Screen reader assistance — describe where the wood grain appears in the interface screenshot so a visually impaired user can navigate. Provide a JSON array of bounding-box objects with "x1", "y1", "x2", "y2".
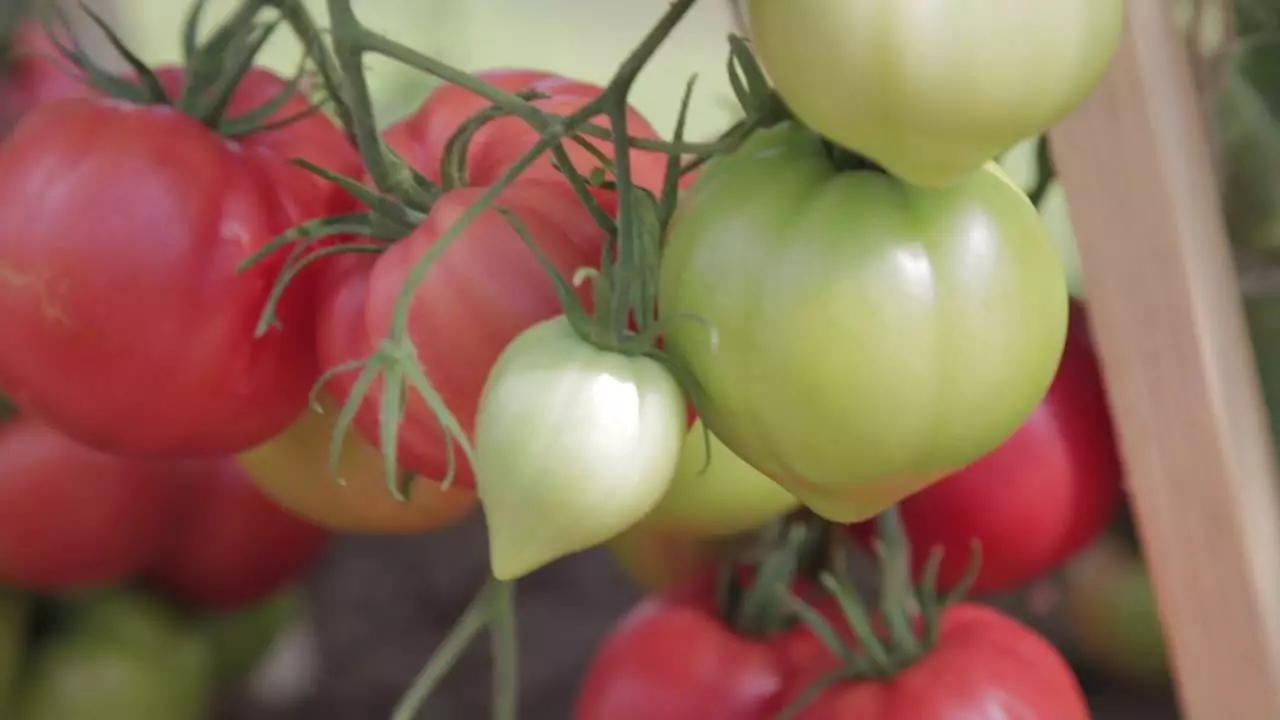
[{"x1": 1049, "y1": 1, "x2": 1280, "y2": 717}]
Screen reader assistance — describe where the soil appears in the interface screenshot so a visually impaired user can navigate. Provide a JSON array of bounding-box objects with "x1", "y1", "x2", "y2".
[{"x1": 217, "y1": 516, "x2": 1182, "y2": 720}]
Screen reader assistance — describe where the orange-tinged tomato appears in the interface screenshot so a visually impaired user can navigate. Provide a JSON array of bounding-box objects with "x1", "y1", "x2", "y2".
[{"x1": 236, "y1": 395, "x2": 477, "y2": 534}]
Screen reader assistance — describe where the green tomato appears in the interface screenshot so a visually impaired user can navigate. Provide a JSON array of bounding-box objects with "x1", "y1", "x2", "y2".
[
  {"x1": 745, "y1": 0, "x2": 1124, "y2": 188},
  {"x1": 637, "y1": 419, "x2": 798, "y2": 538},
  {"x1": 0, "y1": 587, "x2": 30, "y2": 715},
  {"x1": 998, "y1": 140, "x2": 1084, "y2": 298},
  {"x1": 474, "y1": 316, "x2": 687, "y2": 581},
  {"x1": 198, "y1": 589, "x2": 301, "y2": 688},
  {"x1": 1060, "y1": 535, "x2": 1170, "y2": 687},
  {"x1": 659, "y1": 123, "x2": 1068, "y2": 523},
  {"x1": 17, "y1": 591, "x2": 213, "y2": 720}
]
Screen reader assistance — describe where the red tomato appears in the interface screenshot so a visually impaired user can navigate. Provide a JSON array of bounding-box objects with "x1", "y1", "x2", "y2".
[
  {"x1": 781, "y1": 603, "x2": 1090, "y2": 719},
  {"x1": 147, "y1": 459, "x2": 329, "y2": 612},
  {"x1": 0, "y1": 21, "x2": 85, "y2": 136},
  {"x1": 0, "y1": 417, "x2": 179, "y2": 592},
  {"x1": 319, "y1": 70, "x2": 667, "y2": 488},
  {"x1": 0, "y1": 67, "x2": 358, "y2": 457},
  {"x1": 384, "y1": 68, "x2": 672, "y2": 210},
  {"x1": 853, "y1": 301, "x2": 1122, "y2": 594}
]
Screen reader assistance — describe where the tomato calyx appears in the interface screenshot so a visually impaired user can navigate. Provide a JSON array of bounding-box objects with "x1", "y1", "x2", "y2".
[
  {"x1": 776, "y1": 509, "x2": 983, "y2": 718},
  {"x1": 39, "y1": 0, "x2": 315, "y2": 139}
]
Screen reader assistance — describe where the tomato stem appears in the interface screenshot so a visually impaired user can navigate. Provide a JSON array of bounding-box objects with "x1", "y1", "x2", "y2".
[{"x1": 489, "y1": 580, "x2": 519, "y2": 720}]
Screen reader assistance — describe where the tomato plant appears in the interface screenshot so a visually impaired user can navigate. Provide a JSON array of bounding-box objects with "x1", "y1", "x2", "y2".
[
  {"x1": 0, "y1": 63, "x2": 359, "y2": 457},
  {"x1": 636, "y1": 419, "x2": 799, "y2": 539},
  {"x1": 236, "y1": 391, "x2": 478, "y2": 533},
  {"x1": 854, "y1": 300, "x2": 1122, "y2": 594},
  {"x1": 147, "y1": 459, "x2": 329, "y2": 612},
  {"x1": 0, "y1": 418, "x2": 179, "y2": 592},
  {"x1": 319, "y1": 69, "x2": 668, "y2": 491},
  {"x1": 745, "y1": 0, "x2": 1124, "y2": 187},
  {"x1": 473, "y1": 316, "x2": 686, "y2": 580},
  {"x1": 19, "y1": 589, "x2": 213, "y2": 720},
  {"x1": 780, "y1": 603, "x2": 1090, "y2": 719},
  {"x1": 660, "y1": 123, "x2": 1069, "y2": 524}
]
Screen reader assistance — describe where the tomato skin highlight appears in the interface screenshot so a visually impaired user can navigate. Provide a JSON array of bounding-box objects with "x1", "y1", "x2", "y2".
[
  {"x1": 746, "y1": 0, "x2": 1124, "y2": 187},
  {"x1": 659, "y1": 123, "x2": 1068, "y2": 523},
  {"x1": 474, "y1": 316, "x2": 686, "y2": 580},
  {"x1": 782, "y1": 604, "x2": 1090, "y2": 720},
  {"x1": 0, "y1": 67, "x2": 359, "y2": 457},
  {"x1": 855, "y1": 301, "x2": 1122, "y2": 594},
  {"x1": 147, "y1": 459, "x2": 330, "y2": 612},
  {"x1": 0, "y1": 417, "x2": 179, "y2": 592}
]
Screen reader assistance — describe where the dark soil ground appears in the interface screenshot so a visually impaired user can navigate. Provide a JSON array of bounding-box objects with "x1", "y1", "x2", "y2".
[{"x1": 217, "y1": 516, "x2": 1182, "y2": 720}]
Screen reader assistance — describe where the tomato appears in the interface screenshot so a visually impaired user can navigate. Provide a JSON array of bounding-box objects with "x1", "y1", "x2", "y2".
[
  {"x1": 236, "y1": 392, "x2": 478, "y2": 533},
  {"x1": 0, "y1": 21, "x2": 85, "y2": 136},
  {"x1": 0, "y1": 586, "x2": 29, "y2": 715},
  {"x1": 147, "y1": 458, "x2": 329, "y2": 612},
  {"x1": 18, "y1": 590, "x2": 212, "y2": 720},
  {"x1": 473, "y1": 316, "x2": 686, "y2": 580},
  {"x1": 198, "y1": 589, "x2": 300, "y2": 687},
  {"x1": 659, "y1": 123, "x2": 1069, "y2": 524},
  {"x1": 636, "y1": 419, "x2": 799, "y2": 539},
  {"x1": 384, "y1": 68, "x2": 672, "y2": 212},
  {"x1": 0, "y1": 417, "x2": 180, "y2": 592},
  {"x1": 1060, "y1": 533, "x2": 1170, "y2": 687},
  {"x1": 781, "y1": 603, "x2": 1089, "y2": 719},
  {"x1": 606, "y1": 525, "x2": 734, "y2": 593},
  {"x1": 321, "y1": 70, "x2": 669, "y2": 491},
  {"x1": 854, "y1": 301, "x2": 1121, "y2": 594},
  {"x1": 0, "y1": 66, "x2": 359, "y2": 457},
  {"x1": 745, "y1": 0, "x2": 1124, "y2": 188},
  {"x1": 576, "y1": 594, "x2": 788, "y2": 720}
]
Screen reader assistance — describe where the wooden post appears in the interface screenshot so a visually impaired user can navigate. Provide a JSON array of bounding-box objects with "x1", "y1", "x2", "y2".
[{"x1": 1049, "y1": 1, "x2": 1280, "y2": 717}]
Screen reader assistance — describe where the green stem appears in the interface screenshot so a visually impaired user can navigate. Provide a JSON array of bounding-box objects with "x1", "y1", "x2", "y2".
[
  {"x1": 267, "y1": 0, "x2": 354, "y2": 135},
  {"x1": 489, "y1": 580, "x2": 519, "y2": 720},
  {"x1": 391, "y1": 578, "x2": 499, "y2": 720},
  {"x1": 1027, "y1": 135, "x2": 1055, "y2": 207},
  {"x1": 875, "y1": 507, "x2": 924, "y2": 663}
]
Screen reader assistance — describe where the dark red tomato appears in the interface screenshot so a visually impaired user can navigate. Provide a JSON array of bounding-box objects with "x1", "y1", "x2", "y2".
[
  {"x1": 781, "y1": 603, "x2": 1090, "y2": 720},
  {"x1": 0, "y1": 22, "x2": 85, "y2": 136},
  {"x1": 853, "y1": 301, "x2": 1122, "y2": 594},
  {"x1": 384, "y1": 68, "x2": 673, "y2": 211},
  {"x1": 0, "y1": 66, "x2": 358, "y2": 457},
  {"x1": 147, "y1": 458, "x2": 329, "y2": 612},
  {"x1": 0, "y1": 417, "x2": 179, "y2": 592}
]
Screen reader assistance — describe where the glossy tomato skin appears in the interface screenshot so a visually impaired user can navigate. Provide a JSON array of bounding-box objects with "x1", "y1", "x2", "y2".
[
  {"x1": 575, "y1": 594, "x2": 787, "y2": 720},
  {"x1": 0, "y1": 418, "x2": 179, "y2": 592},
  {"x1": 324, "y1": 183, "x2": 606, "y2": 491},
  {"x1": 384, "y1": 68, "x2": 671, "y2": 209},
  {"x1": 0, "y1": 67, "x2": 358, "y2": 457},
  {"x1": 147, "y1": 459, "x2": 329, "y2": 612},
  {"x1": 746, "y1": 0, "x2": 1123, "y2": 187},
  {"x1": 473, "y1": 316, "x2": 687, "y2": 580},
  {"x1": 659, "y1": 123, "x2": 1068, "y2": 524},
  {"x1": 783, "y1": 603, "x2": 1089, "y2": 720},
  {"x1": 0, "y1": 22, "x2": 85, "y2": 136},
  {"x1": 860, "y1": 301, "x2": 1122, "y2": 594}
]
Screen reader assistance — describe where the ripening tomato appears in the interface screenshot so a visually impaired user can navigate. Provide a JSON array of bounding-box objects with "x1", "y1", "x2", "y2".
[
  {"x1": 606, "y1": 525, "x2": 734, "y2": 593},
  {"x1": 0, "y1": 21, "x2": 85, "y2": 136},
  {"x1": 659, "y1": 123, "x2": 1068, "y2": 524},
  {"x1": 0, "y1": 417, "x2": 180, "y2": 592},
  {"x1": 473, "y1": 316, "x2": 686, "y2": 580},
  {"x1": 321, "y1": 70, "x2": 670, "y2": 491},
  {"x1": 0, "y1": 66, "x2": 359, "y2": 457},
  {"x1": 384, "y1": 68, "x2": 673, "y2": 211},
  {"x1": 147, "y1": 459, "x2": 329, "y2": 612},
  {"x1": 236, "y1": 392, "x2": 477, "y2": 534},
  {"x1": 745, "y1": 0, "x2": 1124, "y2": 187},
  {"x1": 637, "y1": 419, "x2": 798, "y2": 539},
  {"x1": 781, "y1": 603, "x2": 1090, "y2": 719},
  {"x1": 853, "y1": 301, "x2": 1122, "y2": 594}
]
